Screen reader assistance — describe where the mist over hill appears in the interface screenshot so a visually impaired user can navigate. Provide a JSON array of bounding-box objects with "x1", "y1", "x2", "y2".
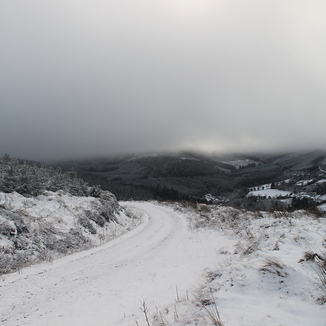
[{"x1": 55, "y1": 150, "x2": 326, "y2": 210}]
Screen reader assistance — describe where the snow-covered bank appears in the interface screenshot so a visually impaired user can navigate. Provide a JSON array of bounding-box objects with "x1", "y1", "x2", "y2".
[
  {"x1": 0, "y1": 191, "x2": 142, "y2": 274},
  {"x1": 154, "y1": 202, "x2": 326, "y2": 326}
]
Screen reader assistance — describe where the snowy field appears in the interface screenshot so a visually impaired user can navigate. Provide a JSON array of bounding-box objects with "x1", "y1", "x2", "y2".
[
  {"x1": 156, "y1": 203, "x2": 326, "y2": 326},
  {"x1": 247, "y1": 189, "x2": 292, "y2": 198},
  {"x1": 1, "y1": 201, "x2": 325, "y2": 326}
]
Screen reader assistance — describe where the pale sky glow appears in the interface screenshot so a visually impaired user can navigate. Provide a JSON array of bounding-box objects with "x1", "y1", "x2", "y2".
[{"x1": 1, "y1": 1, "x2": 326, "y2": 160}]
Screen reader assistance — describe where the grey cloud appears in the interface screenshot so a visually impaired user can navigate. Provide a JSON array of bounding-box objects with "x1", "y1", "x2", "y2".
[{"x1": 1, "y1": 1, "x2": 326, "y2": 160}]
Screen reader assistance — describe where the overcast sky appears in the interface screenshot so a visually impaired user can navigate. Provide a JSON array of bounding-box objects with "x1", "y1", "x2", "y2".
[{"x1": 1, "y1": 1, "x2": 326, "y2": 161}]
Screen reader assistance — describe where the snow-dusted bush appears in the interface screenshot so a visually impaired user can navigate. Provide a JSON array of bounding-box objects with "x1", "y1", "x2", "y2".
[{"x1": 0, "y1": 192, "x2": 142, "y2": 274}]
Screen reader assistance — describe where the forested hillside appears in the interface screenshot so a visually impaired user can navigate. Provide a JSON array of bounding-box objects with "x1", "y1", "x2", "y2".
[
  {"x1": 0, "y1": 154, "x2": 93, "y2": 197},
  {"x1": 55, "y1": 151, "x2": 326, "y2": 210}
]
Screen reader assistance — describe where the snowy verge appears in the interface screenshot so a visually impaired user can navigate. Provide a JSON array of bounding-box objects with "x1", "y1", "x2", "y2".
[
  {"x1": 0, "y1": 191, "x2": 143, "y2": 274},
  {"x1": 152, "y1": 202, "x2": 326, "y2": 326}
]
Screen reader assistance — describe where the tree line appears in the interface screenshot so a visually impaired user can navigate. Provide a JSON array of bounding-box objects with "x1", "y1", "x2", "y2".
[{"x1": 0, "y1": 154, "x2": 92, "y2": 197}]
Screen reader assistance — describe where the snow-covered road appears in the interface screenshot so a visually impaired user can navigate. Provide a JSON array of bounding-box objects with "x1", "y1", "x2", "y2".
[{"x1": 1, "y1": 202, "x2": 224, "y2": 326}]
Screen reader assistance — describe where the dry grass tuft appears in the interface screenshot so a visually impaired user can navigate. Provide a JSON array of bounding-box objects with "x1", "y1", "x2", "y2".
[
  {"x1": 259, "y1": 257, "x2": 288, "y2": 277},
  {"x1": 196, "y1": 288, "x2": 224, "y2": 326},
  {"x1": 300, "y1": 250, "x2": 326, "y2": 302}
]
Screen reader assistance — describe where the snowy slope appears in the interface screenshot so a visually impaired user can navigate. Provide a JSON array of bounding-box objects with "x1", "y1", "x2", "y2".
[
  {"x1": 155, "y1": 203, "x2": 326, "y2": 326},
  {"x1": 1, "y1": 202, "x2": 325, "y2": 326},
  {"x1": 0, "y1": 191, "x2": 141, "y2": 274}
]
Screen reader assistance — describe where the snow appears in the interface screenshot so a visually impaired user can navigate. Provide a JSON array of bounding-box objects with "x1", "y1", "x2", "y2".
[
  {"x1": 0, "y1": 191, "x2": 141, "y2": 274},
  {"x1": 155, "y1": 203, "x2": 326, "y2": 326},
  {"x1": 316, "y1": 194, "x2": 326, "y2": 203},
  {"x1": 205, "y1": 194, "x2": 227, "y2": 203},
  {"x1": 1, "y1": 202, "x2": 325, "y2": 326},
  {"x1": 248, "y1": 183, "x2": 272, "y2": 191},
  {"x1": 0, "y1": 202, "x2": 229, "y2": 326},
  {"x1": 296, "y1": 179, "x2": 314, "y2": 186},
  {"x1": 221, "y1": 159, "x2": 257, "y2": 169},
  {"x1": 247, "y1": 189, "x2": 291, "y2": 198},
  {"x1": 180, "y1": 156, "x2": 200, "y2": 161},
  {"x1": 318, "y1": 203, "x2": 326, "y2": 212},
  {"x1": 0, "y1": 191, "x2": 129, "y2": 238}
]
